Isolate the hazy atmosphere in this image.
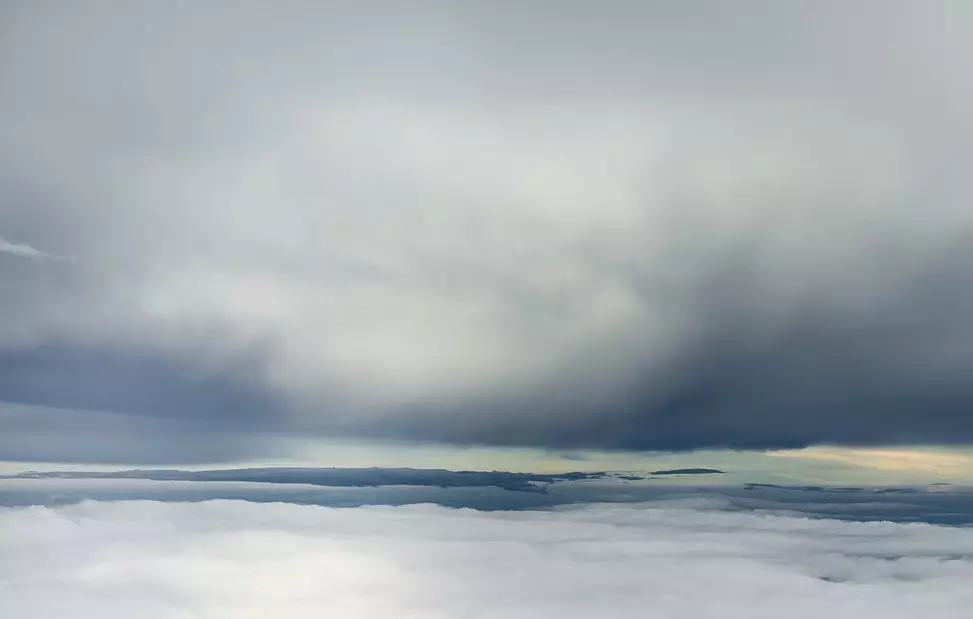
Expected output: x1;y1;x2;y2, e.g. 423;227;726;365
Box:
2;2;972;617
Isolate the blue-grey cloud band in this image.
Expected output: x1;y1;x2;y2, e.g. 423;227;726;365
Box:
2;1;972;462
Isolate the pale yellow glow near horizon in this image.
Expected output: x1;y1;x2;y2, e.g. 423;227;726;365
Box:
768;447;973;479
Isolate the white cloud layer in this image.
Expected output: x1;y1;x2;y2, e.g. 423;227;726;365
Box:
2;499;972;618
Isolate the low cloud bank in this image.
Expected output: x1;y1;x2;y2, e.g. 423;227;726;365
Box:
2;499;973;618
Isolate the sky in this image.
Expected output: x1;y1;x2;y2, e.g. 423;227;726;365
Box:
3;1;973;480
6;5;973;618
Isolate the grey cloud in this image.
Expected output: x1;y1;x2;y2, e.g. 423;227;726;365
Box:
2;1;973;462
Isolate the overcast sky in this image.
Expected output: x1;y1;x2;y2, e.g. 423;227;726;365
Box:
2;1;973;468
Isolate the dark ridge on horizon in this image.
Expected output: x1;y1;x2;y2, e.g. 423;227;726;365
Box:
0;466;609;493
743;482;955;494
650;468;725;476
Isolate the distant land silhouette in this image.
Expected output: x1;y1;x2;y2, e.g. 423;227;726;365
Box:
1;467;608;493
649;468;725;476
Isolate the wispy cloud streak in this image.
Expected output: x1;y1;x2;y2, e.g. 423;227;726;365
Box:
0;235;72;261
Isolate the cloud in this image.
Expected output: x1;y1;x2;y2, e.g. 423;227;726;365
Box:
2;499;973;618
2;2;973;460
0;235;70;261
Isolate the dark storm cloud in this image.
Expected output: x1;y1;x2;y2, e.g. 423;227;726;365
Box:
0;401;266;464
0;344;275;424
2;1;973;462
0;344;282;464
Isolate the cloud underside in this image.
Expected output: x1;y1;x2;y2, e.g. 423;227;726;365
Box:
3;2;973;462
3;499;973;618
